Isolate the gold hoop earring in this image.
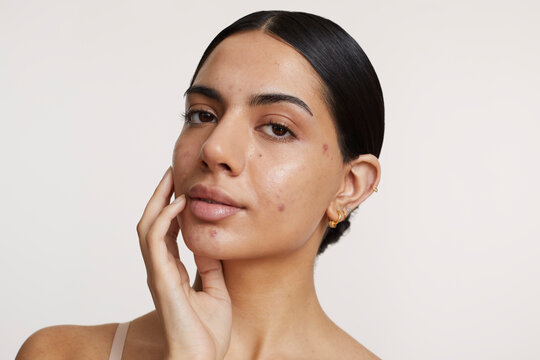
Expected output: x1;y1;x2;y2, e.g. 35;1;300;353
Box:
372;185;378;192
328;209;343;228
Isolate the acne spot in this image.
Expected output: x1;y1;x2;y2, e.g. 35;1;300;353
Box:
278;203;285;212
210;230;217;237
322;144;328;153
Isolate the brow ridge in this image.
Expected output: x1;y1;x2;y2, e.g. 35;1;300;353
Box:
184;85;313;116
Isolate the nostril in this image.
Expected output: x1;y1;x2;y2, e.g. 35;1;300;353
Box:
200;159;232;172
219;163;232;172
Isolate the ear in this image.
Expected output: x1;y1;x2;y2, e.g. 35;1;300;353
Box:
326;154;381;221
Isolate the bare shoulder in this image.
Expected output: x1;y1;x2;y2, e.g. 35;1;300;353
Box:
336;331;380;360
16;322;118;360
321;323;380;360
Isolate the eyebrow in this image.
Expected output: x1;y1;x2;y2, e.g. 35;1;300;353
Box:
184;85;313;117
184;85;223;102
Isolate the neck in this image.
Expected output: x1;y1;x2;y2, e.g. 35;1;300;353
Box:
227;252;321;328
188;224;333;357
190;231;330;354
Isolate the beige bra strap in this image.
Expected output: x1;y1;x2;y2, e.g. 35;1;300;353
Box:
108;321;130;360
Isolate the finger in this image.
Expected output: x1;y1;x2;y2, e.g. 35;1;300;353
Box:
164;215;181;260
137;166;175;240
145;195;197;326
147;195;190;286
138;167;174;274
194;255;229;301
166;217;191;293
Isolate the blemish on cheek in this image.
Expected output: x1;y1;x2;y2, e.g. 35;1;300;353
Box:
258;153;262;158
322;144;328;153
278;203;285;212
210;230;217;237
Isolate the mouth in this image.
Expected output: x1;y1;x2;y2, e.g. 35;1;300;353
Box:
187;184;244;221
194;197;227;205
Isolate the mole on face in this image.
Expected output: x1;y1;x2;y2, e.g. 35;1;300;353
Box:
258;153;263;158
322;144;328;153
278;203;285;212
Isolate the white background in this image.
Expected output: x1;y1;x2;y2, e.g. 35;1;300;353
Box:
2;1;539;359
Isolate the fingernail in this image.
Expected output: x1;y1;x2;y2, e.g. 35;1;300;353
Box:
173;194;185;203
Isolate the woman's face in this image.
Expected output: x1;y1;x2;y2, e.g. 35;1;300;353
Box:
172;30;345;259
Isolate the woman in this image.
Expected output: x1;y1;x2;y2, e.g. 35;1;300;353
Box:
17;10;383;359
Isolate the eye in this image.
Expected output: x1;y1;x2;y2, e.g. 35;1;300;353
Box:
260;122;296;140
183;110;217;124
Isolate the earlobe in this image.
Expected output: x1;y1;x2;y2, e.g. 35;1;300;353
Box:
326;154;381;219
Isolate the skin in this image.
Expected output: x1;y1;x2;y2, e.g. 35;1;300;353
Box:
16;30;381;360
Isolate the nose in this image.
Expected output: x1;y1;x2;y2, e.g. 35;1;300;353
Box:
199;113;247;176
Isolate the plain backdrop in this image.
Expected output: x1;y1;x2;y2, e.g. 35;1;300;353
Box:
2;0;539;359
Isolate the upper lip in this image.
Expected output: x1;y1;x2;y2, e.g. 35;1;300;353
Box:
187;184;245;208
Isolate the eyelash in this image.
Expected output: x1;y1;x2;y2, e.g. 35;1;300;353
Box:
181;109;297;141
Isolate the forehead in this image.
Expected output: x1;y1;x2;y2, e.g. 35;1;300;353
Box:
193;30;326;108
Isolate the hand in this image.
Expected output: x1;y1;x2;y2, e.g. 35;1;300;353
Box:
137;166;232;360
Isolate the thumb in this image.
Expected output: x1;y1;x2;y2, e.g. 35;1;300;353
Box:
193;254;229;301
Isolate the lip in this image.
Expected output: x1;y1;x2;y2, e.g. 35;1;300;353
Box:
187;184;245;221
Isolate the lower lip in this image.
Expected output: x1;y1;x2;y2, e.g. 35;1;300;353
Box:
189;198;242;221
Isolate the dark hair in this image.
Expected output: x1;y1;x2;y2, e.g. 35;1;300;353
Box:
189;10;384;255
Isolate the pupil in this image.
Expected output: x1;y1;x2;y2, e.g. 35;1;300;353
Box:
272;125;287;136
201;112;213;122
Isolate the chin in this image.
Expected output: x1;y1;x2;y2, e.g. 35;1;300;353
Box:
179;221;245;260
177;207;255;259
181;229;222;258
179;224;286;261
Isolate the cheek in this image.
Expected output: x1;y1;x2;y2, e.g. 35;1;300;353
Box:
257;159;317;216
173;135;195;164
259;151;339;218
260;162;301;210
172;138;199;193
